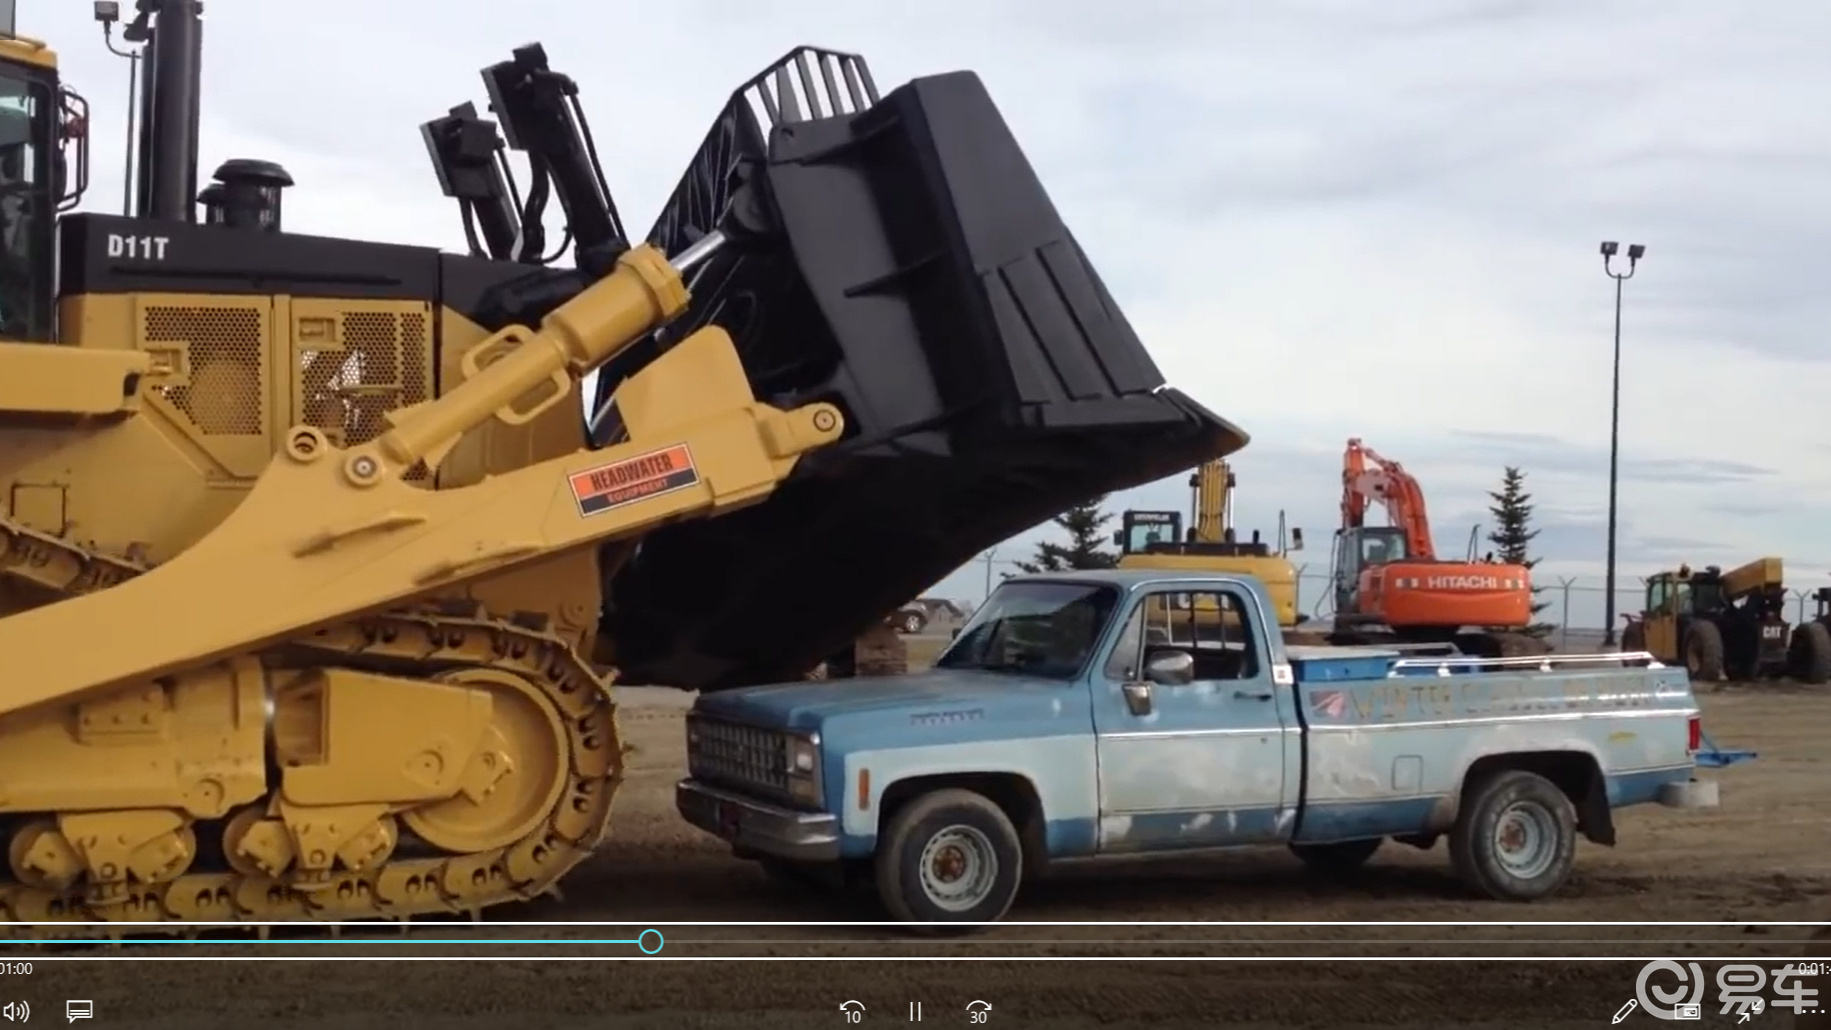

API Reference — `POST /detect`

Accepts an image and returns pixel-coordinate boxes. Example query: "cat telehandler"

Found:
[0,2,1240,928]
[1621,558,1827,683]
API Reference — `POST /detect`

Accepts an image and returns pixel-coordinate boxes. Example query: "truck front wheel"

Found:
[875,789,1023,933]
[1449,769,1578,901]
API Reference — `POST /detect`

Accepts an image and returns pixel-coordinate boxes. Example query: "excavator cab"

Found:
[1331,525,1407,614]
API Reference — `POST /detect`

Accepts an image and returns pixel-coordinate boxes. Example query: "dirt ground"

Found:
[17,676,1831,1029]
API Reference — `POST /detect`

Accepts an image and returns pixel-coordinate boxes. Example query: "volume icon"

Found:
[2,1000,28,1022]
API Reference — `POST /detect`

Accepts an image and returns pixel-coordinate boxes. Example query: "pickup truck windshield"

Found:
[935,581,1119,680]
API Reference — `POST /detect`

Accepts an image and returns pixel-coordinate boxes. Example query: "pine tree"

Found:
[1487,467,1554,637]
[1018,496,1119,573]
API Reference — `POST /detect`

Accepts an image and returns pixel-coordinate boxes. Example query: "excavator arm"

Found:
[1341,437,1438,560]
[1191,459,1232,543]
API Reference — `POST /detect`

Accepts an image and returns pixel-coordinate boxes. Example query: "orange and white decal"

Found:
[568,444,699,517]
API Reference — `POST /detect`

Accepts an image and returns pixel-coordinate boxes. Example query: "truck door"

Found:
[1091,584,1298,853]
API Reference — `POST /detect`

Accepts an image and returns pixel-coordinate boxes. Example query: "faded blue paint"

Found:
[1295,797,1443,842]
[1607,765,1694,806]
[1100,808,1290,853]
[677,570,1709,877]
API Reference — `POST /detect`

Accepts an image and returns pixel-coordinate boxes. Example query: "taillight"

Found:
[1687,715,1701,753]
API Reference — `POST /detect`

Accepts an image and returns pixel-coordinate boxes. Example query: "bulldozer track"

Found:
[0,517,621,935]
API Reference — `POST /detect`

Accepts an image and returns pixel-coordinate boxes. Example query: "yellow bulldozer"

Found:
[0,3,1242,928]
[1114,458,1304,628]
[1620,558,1829,683]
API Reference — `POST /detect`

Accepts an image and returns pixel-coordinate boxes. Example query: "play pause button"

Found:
[909,1001,922,1021]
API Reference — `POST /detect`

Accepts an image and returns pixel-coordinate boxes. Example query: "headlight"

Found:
[789,736,818,774]
[786,732,822,805]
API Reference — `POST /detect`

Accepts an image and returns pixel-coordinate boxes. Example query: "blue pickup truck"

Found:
[676,570,1716,929]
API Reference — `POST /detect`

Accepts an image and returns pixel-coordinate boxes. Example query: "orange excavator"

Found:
[1330,438,1544,657]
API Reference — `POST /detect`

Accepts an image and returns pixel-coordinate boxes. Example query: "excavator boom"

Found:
[1342,437,1437,560]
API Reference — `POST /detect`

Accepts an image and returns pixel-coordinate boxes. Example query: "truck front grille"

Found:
[688,717,789,800]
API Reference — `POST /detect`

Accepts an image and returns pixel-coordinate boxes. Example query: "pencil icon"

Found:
[1613,999,1639,1023]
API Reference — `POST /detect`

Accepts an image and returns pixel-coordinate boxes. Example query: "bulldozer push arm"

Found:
[0,238,840,718]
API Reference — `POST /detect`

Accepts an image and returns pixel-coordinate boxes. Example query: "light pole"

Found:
[1599,240,1645,646]
[979,546,998,600]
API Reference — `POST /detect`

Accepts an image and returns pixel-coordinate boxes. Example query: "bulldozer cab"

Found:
[0,33,88,343]
[0,48,56,342]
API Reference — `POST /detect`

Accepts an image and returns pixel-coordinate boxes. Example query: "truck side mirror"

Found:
[950,627,961,640]
[1145,651,1195,686]
[1111,530,1124,546]
[1291,528,1304,551]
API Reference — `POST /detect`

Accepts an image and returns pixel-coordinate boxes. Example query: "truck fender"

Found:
[873,771,1052,876]
[1440,749,1614,846]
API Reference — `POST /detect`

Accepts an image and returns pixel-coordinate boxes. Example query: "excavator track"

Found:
[0,516,621,934]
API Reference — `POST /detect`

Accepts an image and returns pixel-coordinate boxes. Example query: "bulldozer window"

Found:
[0,68,52,342]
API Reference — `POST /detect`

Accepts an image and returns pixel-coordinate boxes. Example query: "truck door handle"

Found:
[1234,689,1273,701]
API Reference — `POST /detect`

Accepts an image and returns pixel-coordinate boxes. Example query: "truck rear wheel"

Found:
[875,789,1023,933]
[1684,620,1726,681]
[1448,769,1577,901]
[1290,838,1383,872]
[1791,622,1831,685]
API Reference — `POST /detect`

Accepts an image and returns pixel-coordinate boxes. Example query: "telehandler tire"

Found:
[875,788,1023,934]
[1290,837,1383,872]
[1791,621,1831,685]
[1449,769,1577,901]
[1684,620,1726,681]
[1620,621,1646,654]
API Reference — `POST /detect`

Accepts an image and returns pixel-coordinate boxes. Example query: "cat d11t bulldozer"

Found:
[0,2,1240,928]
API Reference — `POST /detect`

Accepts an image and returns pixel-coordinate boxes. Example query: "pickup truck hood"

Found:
[690,670,1082,736]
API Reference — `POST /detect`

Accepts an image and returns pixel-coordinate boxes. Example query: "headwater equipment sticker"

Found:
[569,444,700,517]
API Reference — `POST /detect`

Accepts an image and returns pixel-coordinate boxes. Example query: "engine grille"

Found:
[688,717,790,800]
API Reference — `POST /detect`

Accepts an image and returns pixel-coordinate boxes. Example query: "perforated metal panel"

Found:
[292,301,435,481]
[141,304,266,436]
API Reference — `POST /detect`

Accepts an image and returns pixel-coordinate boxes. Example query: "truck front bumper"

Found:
[676,779,841,861]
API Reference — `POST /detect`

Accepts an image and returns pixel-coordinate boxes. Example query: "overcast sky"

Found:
[34,0,1831,623]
